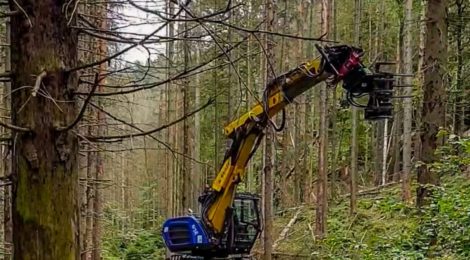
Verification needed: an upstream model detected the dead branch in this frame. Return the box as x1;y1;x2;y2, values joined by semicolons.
208;19;333;42
56;73;99;132
0;72;11;78
0;10;20;18
0;121;30;132
67;1;189;73
307;223;316;243
83;97;215;141
273;209;301;250
178;2;257;104
128;0;237;23
74;35;249;96
81;101;212;167
0;181;11;187
31;70;47;97
343;181;402;197
11;0;32;27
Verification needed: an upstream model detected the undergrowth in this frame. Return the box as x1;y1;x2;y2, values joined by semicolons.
273;175;470;259
101;206;166;259
273;136;470;259
102;137;470;259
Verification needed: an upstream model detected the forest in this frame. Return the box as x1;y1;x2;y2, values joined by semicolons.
0;0;468;259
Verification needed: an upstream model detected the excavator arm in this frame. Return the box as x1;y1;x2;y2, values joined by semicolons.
162;45;394;259
204;57;328;234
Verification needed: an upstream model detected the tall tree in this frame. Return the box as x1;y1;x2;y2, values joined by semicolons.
92;3;108;258
417;0;448;207
453;0;466;134
166;0;176;217
402;0;413;203
262;0;276;258
10;0;80;258
350;0;361;216
182;5;193;212
315;0;330;239
3;18;12;259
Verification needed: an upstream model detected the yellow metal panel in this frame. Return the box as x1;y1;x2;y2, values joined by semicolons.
207;132;258;233
224;92;283;136
212;159;233;192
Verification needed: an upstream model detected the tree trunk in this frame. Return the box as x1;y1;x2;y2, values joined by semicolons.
416;0;447;207
3;19;13;259
262;1;275;258
91;3;108;258
245;34;254;193
392;21;404;183
83;126;94;260
165;0;175;217
315;0;330;239
278;0;292;207
402;0;413;203
373;2;386;186
454;0;465;134
182;9;192;213
194;45;202;214
10;0;80;258
91;151;103;260
350;0;361;216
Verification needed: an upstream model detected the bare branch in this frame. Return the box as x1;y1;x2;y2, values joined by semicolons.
74;35;249;96
81;101;211;167
56;73;99;132
0;121;30;132
83;97;215;141
208;20;333;42
67;2;188;73
0;72;11;78
31;70;47;97
0;10;20;18
11;0;32;27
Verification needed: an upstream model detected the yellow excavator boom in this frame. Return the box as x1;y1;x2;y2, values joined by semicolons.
206;58;329;233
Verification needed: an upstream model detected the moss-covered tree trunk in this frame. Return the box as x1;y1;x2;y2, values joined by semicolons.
9;0;79;259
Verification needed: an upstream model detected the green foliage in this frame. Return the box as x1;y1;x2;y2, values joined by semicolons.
103;227;166;260
273;137;470;259
124;230;166;260
275;174;470;259
414;176;470;258
102;206;166;259
433;136;470;177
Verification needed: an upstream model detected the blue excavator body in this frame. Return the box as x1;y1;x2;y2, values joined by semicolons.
162;216;211;252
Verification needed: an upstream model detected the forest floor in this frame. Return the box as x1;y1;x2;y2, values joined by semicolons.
102;175;470;259
268;175;470;259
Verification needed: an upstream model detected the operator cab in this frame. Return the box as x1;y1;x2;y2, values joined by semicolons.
163;193;261;259
225;193;261;255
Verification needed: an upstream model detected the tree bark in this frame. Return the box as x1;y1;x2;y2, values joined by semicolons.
165;0;175;217
91;3;108;258
416;0;447;207
83;125;94;260
3;19;13;259
10;0;80;258
454;0;465;134
315;0;330;239
350;0;361;216
181;7;192;213
194;44;202;214
262;0;276;259
402;0;413;203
